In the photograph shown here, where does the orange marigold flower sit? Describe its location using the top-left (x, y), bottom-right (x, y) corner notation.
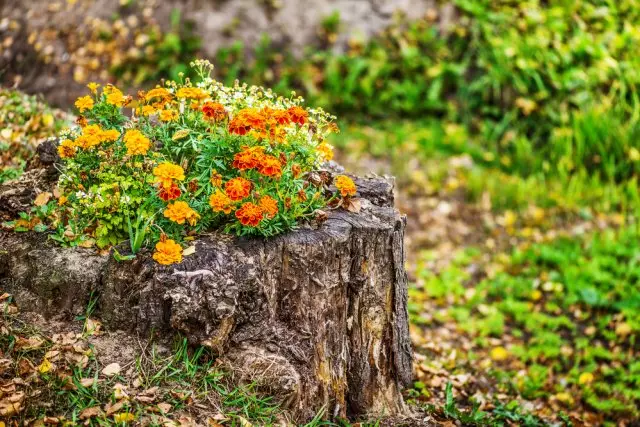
top-left (153, 239), bottom-right (183, 265)
top-left (123, 129), bottom-right (151, 156)
top-left (257, 154), bottom-right (282, 177)
top-left (272, 109), bottom-right (291, 125)
top-left (291, 164), bottom-right (302, 178)
top-left (76, 126), bottom-right (103, 149)
top-left (159, 183), bottom-right (181, 201)
top-left (235, 202), bottom-right (264, 227)
top-left (335, 175), bottom-right (357, 197)
top-left (225, 177), bottom-right (252, 201)
top-left (209, 190), bottom-right (235, 214)
top-left (210, 170), bottom-right (223, 187)
top-left (159, 109), bottom-right (179, 122)
top-left (163, 201), bottom-right (200, 226)
top-left (153, 162), bottom-right (185, 189)
top-left (176, 87), bottom-right (208, 100)
top-left (232, 146), bottom-right (264, 171)
top-left (202, 102), bottom-right (227, 121)
top-left (75, 96), bottom-right (94, 113)
top-left (57, 139), bottom-right (76, 158)
top-left (237, 109), bottom-right (266, 129)
top-left (228, 117), bottom-right (251, 136)
top-left (258, 195), bottom-right (278, 219)
top-left (287, 106), bottom-right (308, 125)
top-left (317, 142), bottom-right (334, 161)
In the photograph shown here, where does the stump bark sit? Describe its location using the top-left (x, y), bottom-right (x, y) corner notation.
top-left (0, 159), bottom-right (412, 420)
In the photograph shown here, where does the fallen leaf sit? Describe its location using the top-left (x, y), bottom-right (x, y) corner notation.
top-left (38, 358), bottom-right (54, 374)
top-left (102, 363), bottom-right (121, 377)
top-left (34, 192), bottom-right (52, 206)
top-left (113, 412), bottom-right (135, 423)
top-left (79, 406), bottom-right (103, 419)
top-left (182, 245), bottom-right (196, 256)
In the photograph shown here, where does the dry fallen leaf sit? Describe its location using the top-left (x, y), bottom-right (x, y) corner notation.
top-left (34, 192), bottom-right (52, 206)
top-left (101, 362), bottom-right (121, 377)
top-left (79, 405), bottom-right (103, 419)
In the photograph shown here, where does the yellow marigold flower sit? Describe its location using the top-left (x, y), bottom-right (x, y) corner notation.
top-left (139, 105), bottom-right (156, 116)
top-left (123, 129), bottom-right (151, 156)
top-left (87, 82), bottom-right (100, 94)
top-left (163, 201), bottom-right (200, 225)
top-left (159, 109), bottom-right (179, 122)
top-left (153, 162), bottom-right (185, 189)
top-left (153, 239), bottom-right (183, 265)
top-left (176, 87), bottom-right (207, 100)
top-left (57, 139), bottom-right (77, 158)
top-left (335, 175), bottom-right (356, 197)
top-left (100, 129), bottom-right (121, 142)
top-left (104, 85), bottom-right (126, 107)
top-left (145, 87), bottom-right (172, 101)
top-left (317, 142), bottom-right (334, 161)
top-left (74, 96), bottom-right (94, 113)
top-left (75, 134), bottom-right (101, 149)
top-left (58, 195), bottom-right (68, 205)
top-left (209, 190), bottom-right (234, 214)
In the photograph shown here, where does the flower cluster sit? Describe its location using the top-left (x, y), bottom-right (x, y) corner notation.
top-left (48, 60), bottom-right (353, 265)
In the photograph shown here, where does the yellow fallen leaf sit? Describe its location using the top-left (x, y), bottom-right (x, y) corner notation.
top-left (490, 346), bottom-right (509, 361)
top-left (182, 245), bottom-right (196, 256)
top-left (578, 372), bottom-right (594, 385)
top-left (42, 113), bottom-right (54, 127)
top-left (113, 412), bottom-right (135, 423)
top-left (34, 192), bottom-right (52, 207)
top-left (615, 322), bottom-right (632, 336)
top-left (555, 392), bottom-right (574, 406)
top-left (172, 129), bottom-right (190, 141)
top-left (38, 358), bottom-right (53, 374)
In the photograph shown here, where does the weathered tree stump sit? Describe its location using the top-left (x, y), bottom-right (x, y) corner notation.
top-left (0, 152), bottom-right (412, 420)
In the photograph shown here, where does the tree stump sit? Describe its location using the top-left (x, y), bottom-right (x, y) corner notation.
top-left (0, 156), bottom-right (412, 420)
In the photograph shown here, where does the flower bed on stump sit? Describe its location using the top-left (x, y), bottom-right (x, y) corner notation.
top-left (17, 60), bottom-right (357, 263)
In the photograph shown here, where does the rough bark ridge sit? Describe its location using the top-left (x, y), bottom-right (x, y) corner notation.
top-left (0, 172), bottom-right (412, 420)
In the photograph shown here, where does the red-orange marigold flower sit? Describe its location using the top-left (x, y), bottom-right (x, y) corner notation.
top-left (228, 118), bottom-right (251, 136)
top-left (257, 155), bottom-right (282, 177)
top-left (272, 109), bottom-right (291, 125)
top-left (202, 102), bottom-right (227, 121)
top-left (259, 195), bottom-right (278, 219)
top-left (235, 202), bottom-right (264, 227)
top-left (225, 177), bottom-right (252, 201)
top-left (232, 147), bottom-right (264, 171)
top-left (287, 106), bottom-right (308, 125)
top-left (158, 183), bottom-right (181, 201)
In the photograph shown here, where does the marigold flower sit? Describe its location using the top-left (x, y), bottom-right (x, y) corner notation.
top-left (201, 102), bottom-right (227, 121)
top-left (101, 129), bottom-right (121, 142)
top-left (163, 201), bottom-right (200, 226)
top-left (235, 202), bottom-right (264, 227)
top-left (232, 146), bottom-right (264, 171)
top-left (176, 87), bottom-right (208, 100)
top-left (153, 239), bottom-right (183, 265)
top-left (259, 195), bottom-right (278, 219)
top-left (159, 109), bottom-right (179, 122)
top-left (257, 155), bottom-right (282, 177)
top-left (76, 126), bottom-right (103, 149)
top-left (317, 142), bottom-right (334, 161)
top-left (158, 183), bottom-right (181, 201)
top-left (228, 118), bottom-right (251, 136)
top-left (210, 170), bottom-right (223, 187)
top-left (138, 105), bottom-right (156, 116)
top-left (75, 96), bottom-right (94, 113)
top-left (225, 177), bottom-right (252, 201)
top-left (124, 129), bottom-right (151, 156)
top-left (57, 139), bottom-right (77, 158)
top-left (209, 190), bottom-right (235, 214)
top-left (153, 162), bottom-right (185, 189)
top-left (145, 87), bottom-right (172, 102)
top-left (104, 85), bottom-right (126, 107)
top-left (287, 106), bottom-right (308, 125)
top-left (272, 109), bottom-right (291, 125)
top-left (335, 175), bottom-right (357, 197)
top-left (291, 164), bottom-right (302, 178)
top-left (87, 82), bottom-right (100, 94)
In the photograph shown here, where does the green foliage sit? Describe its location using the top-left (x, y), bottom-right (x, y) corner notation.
top-left (421, 225), bottom-right (640, 419)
